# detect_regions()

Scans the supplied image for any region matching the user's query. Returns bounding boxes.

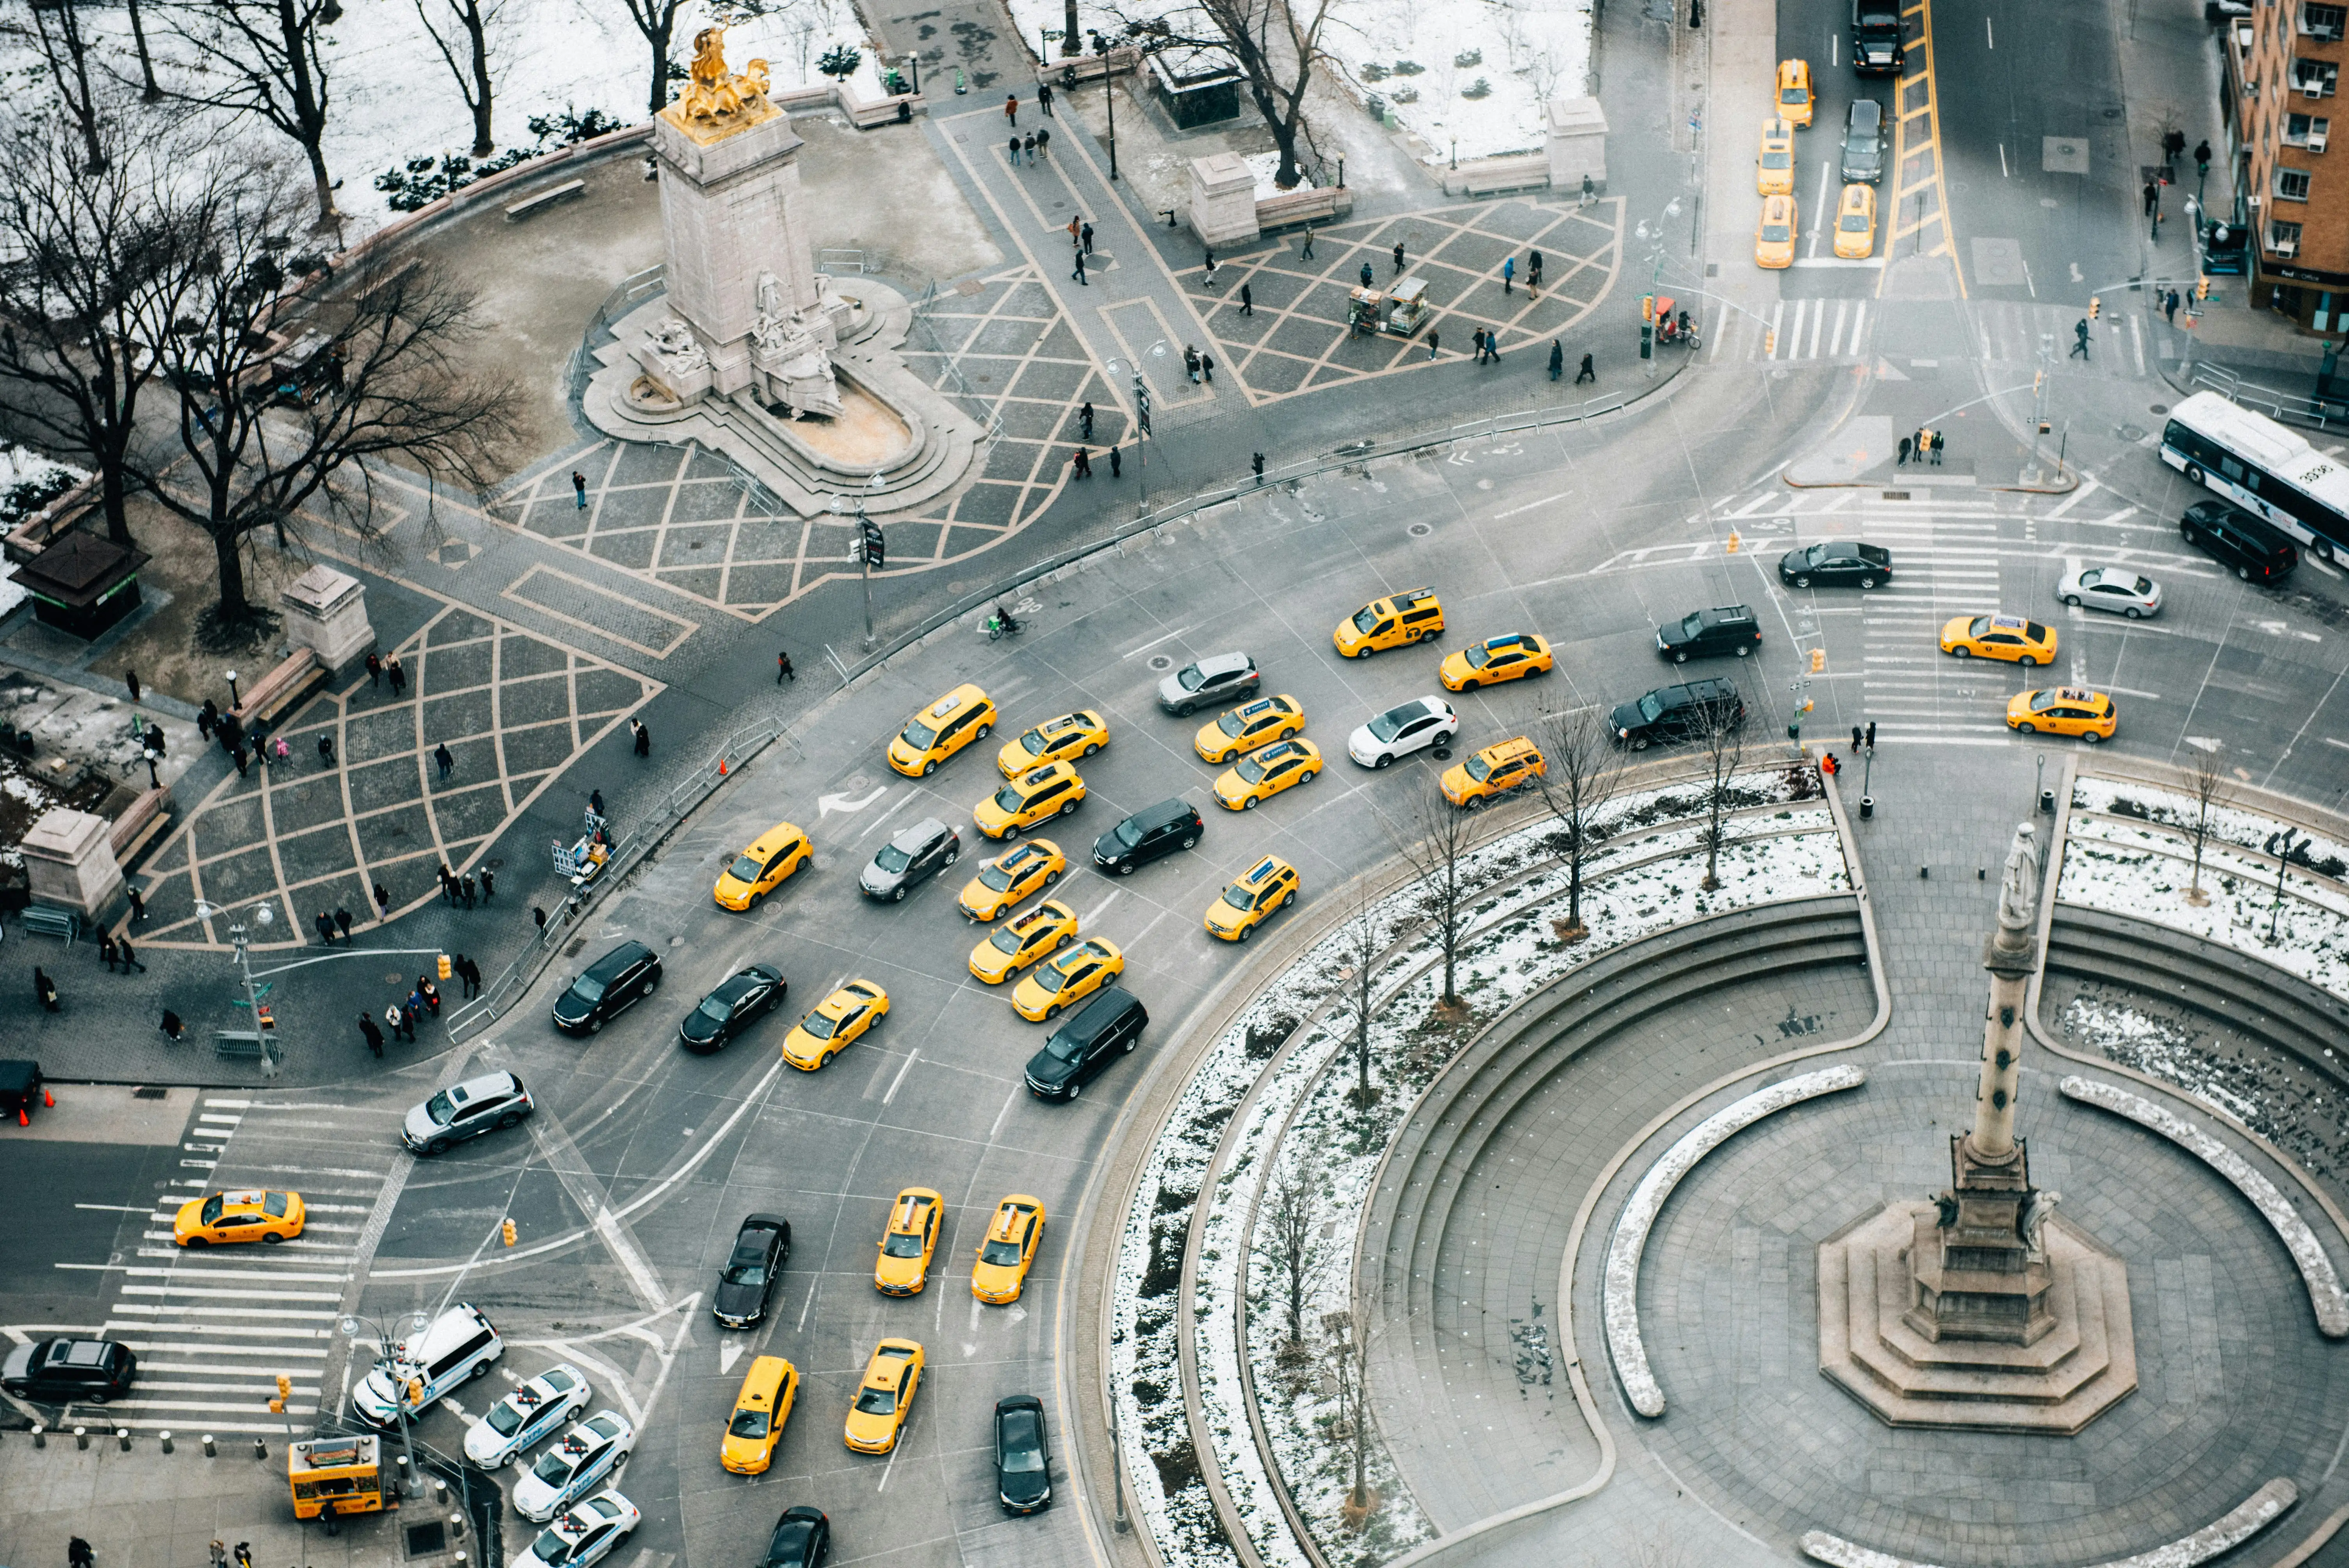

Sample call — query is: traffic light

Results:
[1810,647,1827,673]
[502,1218,518,1247]
[407,1377,425,1407]
[2088,296,2101,320]
[1642,293,1657,324]
[1132,372,1151,437]
[271,1372,291,1414]
[437,953,452,980]
[2196,274,2212,301]
[1764,328,1778,356]
[860,519,885,569]
[1725,529,1742,554]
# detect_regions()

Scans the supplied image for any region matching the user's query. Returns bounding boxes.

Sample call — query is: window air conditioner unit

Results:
[2275,239,2300,254]
[2312,131,2331,150]
[2253,192,2267,204]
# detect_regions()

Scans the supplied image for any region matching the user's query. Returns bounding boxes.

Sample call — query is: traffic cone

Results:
[18,1108,27,1126]
[44,1089,55,1107]
[718,759,728,777]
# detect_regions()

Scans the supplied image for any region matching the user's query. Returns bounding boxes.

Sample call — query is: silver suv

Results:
[1158,652,1259,717]
[1841,99,1885,184]
[402,1071,534,1156]
[860,817,962,901]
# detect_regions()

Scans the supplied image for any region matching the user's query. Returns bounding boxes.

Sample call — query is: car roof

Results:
[413,1303,491,1358]
[1849,98,1882,125]
[997,1392,1044,1413]
[1134,797,1195,827]
[738,1213,788,1234]
[1193,651,1253,676]
[585,942,654,979]
[1702,605,1755,623]
[747,823,803,853]
[893,817,950,850]
[451,1070,521,1101]
[1240,856,1289,884]
[924,684,987,717]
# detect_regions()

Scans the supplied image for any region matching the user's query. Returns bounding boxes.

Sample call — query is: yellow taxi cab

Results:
[1333,587,1445,657]
[996,710,1109,776]
[1941,613,2059,666]
[887,684,998,777]
[873,1187,943,1295]
[843,1339,923,1454]
[2007,687,2117,742]
[969,899,1078,983]
[175,1188,305,1246]
[1441,736,1547,808]
[970,1196,1046,1304]
[1194,695,1305,764]
[1012,938,1125,1022]
[712,821,812,911]
[1756,117,1795,195]
[1756,194,1796,269]
[1439,633,1554,692]
[1832,183,1877,259]
[1776,59,1814,128]
[1214,738,1322,811]
[1204,855,1299,942]
[974,760,1086,839]
[957,839,1065,922]
[719,1354,798,1474]
[782,979,889,1070]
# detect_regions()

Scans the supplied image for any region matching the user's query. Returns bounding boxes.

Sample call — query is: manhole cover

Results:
[2150,404,2169,415]
[1148,655,1174,671]
[2115,423,2147,441]
[670,935,685,946]
[385,972,406,984]
[1408,522,1433,536]
[488,857,503,868]
[2103,107,2123,119]
[948,580,973,593]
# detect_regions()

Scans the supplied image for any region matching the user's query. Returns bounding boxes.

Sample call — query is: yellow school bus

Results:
[289,1434,391,1520]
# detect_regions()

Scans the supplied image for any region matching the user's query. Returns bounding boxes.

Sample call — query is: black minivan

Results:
[1093,799,1203,875]
[551,940,663,1034]
[1025,987,1147,1100]
[2180,499,2298,583]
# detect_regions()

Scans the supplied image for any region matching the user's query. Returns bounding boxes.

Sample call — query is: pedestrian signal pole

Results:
[859,514,885,649]
[1133,371,1152,513]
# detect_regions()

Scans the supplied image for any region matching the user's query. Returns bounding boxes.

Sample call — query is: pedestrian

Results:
[1487,328,1502,362]
[572,470,588,511]
[1392,239,1406,274]
[1008,134,1022,168]
[373,881,391,919]
[2163,127,2186,169]
[1549,339,1564,380]
[1528,250,1543,293]
[2194,139,2212,175]
[1199,349,1215,384]
[1071,246,1088,285]
[479,870,494,903]
[1251,452,1265,483]
[318,734,335,768]
[1580,172,1595,207]
[117,934,143,973]
[163,1010,186,1044]
[1897,435,1913,466]
[1932,429,1946,465]
[416,980,440,1019]
[1502,255,1515,294]
[778,650,795,683]
[2165,288,2181,326]
[1039,80,1053,116]
[272,735,289,766]
[386,656,406,696]
[2142,179,2158,217]
[1080,401,1095,440]
[1035,126,1049,159]
[1109,444,1122,478]
[1576,350,1596,385]
[590,788,605,817]
[233,1544,253,1568]
[335,907,353,941]
[1822,752,1839,778]
[1359,260,1374,290]
[1203,250,1218,289]
[433,741,454,781]
[461,872,478,909]
[633,720,651,757]
[1066,214,1080,245]
[533,905,549,933]
[1081,221,1094,253]
[1470,326,1486,363]
[198,698,218,741]
[99,934,119,972]
[1914,428,1930,461]
[1024,132,1037,164]
[315,911,337,947]
[125,668,141,704]
[1005,93,1018,127]
[364,653,380,689]
[1072,446,1092,478]
[1239,283,1253,317]
[1428,330,1440,360]
[231,743,248,778]
[70,1538,94,1568]
[389,1002,414,1043]
[1184,345,1201,383]
[457,955,480,999]
[210,1540,227,1568]
[35,966,60,1011]
[439,864,456,903]
[1301,224,1315,260]
[359,1012,384,1058]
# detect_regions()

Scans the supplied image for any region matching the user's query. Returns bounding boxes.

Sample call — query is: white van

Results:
[351,1304,502,1427]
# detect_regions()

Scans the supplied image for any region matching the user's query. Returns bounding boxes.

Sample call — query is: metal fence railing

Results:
[2186,358,2349,431]
[565,264,668,401]
[442,712,792,1044]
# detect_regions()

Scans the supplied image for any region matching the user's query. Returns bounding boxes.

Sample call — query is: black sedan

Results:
[994,1394,1052,1513]
[712,1214,791,1329]
[1777,541,1892,589]
[551,941,662,1035]
[760,1506,829,1568]
[678,964,787,1053]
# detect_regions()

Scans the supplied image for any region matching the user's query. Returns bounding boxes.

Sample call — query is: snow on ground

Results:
[1110,767,1840,1568]
[1008,0,1589,170]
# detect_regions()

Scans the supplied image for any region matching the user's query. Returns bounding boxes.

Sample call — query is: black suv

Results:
[551,941,662,1034]
[1025,987,1148,1100]
[1610,679,1746,749]
[2180,499,2298,583]
[759,1506,829,1568]
[712,1213,791,1329]
[1093,798,1203,875]
[1778,541,1893,588]
[2,1337,136,1404]
[1839,98,1885,183]
[994,1393,1053,1513]
[1656,605,1762,662]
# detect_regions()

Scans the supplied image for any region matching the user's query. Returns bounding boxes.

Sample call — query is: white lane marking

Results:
[1808,161,1835,257]
[1492,488,1577,520]
[1079,890,1122,927]
[883,1050,921,1105]
[77,1204,157,1213]
[987,1087,1020,1141]
[1120,625,1193,658]
[1986,15,1994,46]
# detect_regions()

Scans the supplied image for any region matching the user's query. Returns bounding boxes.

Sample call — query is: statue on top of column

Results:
[675,27,773,127]
[1996,821,2042,937]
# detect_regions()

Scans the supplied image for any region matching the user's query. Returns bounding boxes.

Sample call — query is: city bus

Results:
[2159,390,2349,562]
[289,1433,390,1521]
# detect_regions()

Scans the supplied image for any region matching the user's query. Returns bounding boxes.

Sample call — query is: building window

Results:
[2287,112,2333,147]
[2295,57,2341,94]
[2278,166,2314,200]
[2271,218,2305,254]
[2303,2,2346,36]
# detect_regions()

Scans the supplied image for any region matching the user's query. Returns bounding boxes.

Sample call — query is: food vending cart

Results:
[289,1433,389,1521]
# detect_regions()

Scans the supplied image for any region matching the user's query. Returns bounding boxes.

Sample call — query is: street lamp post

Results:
[225,668,241,707]
[198,898,281,1077]
[338,1311,431,1502]
[903,52,918,95]
[2266,827,2304,943]
[1109,1408,1130,1532]
[1105,342,1166,515]
[144,748,162,789]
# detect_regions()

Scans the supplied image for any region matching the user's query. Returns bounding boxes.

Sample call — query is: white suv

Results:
[1347,696,1459,768]
[351,1304,502,1427]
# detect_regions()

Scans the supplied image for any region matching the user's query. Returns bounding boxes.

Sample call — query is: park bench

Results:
[109,788,173,870]
[1255,186,1351,232]
[213,1030,267,1059]
[238,647,326,728]
[505,180,586,220]
[19,906,80,943]
[1443,154,1551,198]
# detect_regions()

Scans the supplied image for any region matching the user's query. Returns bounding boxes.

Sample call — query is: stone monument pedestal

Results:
[21,808,124,919]
[1547,98,1609,194]
[1188,152,1261,248]
[280,565,374,680]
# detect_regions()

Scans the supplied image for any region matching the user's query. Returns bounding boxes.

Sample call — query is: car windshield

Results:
[882,1232,926,1258]
[528,1525,583,1566]
[422,1091,458,1126]
[201,1195,226,1225]
[1464,754,1494,782]
[1019,729,1050,755]
[1221,884,1255,912]
[2130,576,2153,593]
[982,1238,1025,1267]
[1178,663,1215,692]
[855,1385,898,1415]
[993,784,1025,811]
[728,1408,770,1439]
[978,862,1019,891]
[2031,691,2063,713]
[1000,1412,1046,1471]
[1763,149,1790,168]
[1234,754,1271,783]
[567,974,607,1004]
[874,844,913,873]
[990,926,1031,954]
[1638,693,1666,722]
[1113,818,1145,847]
[488,1401,529,1436]
[1034,964,1073,994]
[1367,706,1419,743]
[801,1012,840,1041]
[723,1261,768,1286]
[694,998,731,1028]
[728,854,765,883]
[530,1447,580,1485]
[1805,543,1830,565]
[1968,615,1993,637]
[1466,644,1494,668]
[1781,85,1805,102]
[1350,606,1381,633]
[1680,613,1706,638]
[1761,222,1791,242]
[1216,709,1253,736]
[899,720,938,750]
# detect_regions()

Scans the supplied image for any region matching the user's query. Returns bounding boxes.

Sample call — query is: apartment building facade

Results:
[2225,0,2349,328]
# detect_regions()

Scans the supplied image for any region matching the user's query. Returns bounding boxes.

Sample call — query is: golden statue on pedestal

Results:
[673,27,773,129]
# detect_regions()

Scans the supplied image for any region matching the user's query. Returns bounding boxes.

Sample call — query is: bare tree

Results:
[162,0,343,229]
[616,0,690,116]
[1105,0,1341,189]
[13,0,109,172]
[1331,897,1381,1108]
[1387,781,1476,1011]
[1694,695,1748,892]
[1323,1306,1378,1526]
[126,0,165,103]
[2187,743,2228,906]
[1528,705,1628,941]
[135,173,520,631]
[416,0,506,156]
[1251,1150,1322,1360]
[0,114,212,546]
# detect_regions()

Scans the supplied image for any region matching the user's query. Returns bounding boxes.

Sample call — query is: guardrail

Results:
[442,711,791,1044]
[2187,358,2349,430]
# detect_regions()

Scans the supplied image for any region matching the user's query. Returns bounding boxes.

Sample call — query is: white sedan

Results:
[517,1490,640,1568]
[1347,695,1460,768]
[511,1411,636,1522]
[2056,565,2162,619]
[465,1364,591,1468]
